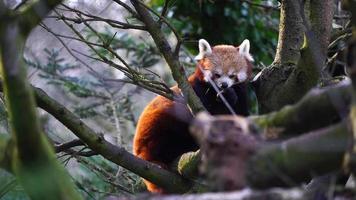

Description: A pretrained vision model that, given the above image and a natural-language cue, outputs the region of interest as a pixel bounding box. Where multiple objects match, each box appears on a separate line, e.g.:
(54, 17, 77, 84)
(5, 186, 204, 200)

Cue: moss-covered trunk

(255, 0, 333, 113)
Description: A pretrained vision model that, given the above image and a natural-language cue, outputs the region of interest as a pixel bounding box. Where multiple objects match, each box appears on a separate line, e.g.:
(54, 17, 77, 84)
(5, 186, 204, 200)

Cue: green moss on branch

(252, 83, 351, 137)
(247, 121, 351, 188)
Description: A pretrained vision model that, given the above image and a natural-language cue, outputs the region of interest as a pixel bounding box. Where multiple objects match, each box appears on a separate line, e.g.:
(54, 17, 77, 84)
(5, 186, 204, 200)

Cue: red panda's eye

(214, 73, 221, 78)
(229, 75, 235, 79)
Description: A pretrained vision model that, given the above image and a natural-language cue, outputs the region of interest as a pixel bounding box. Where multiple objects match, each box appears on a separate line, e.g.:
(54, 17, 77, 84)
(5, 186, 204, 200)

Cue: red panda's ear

(195, 39, 212, 61)
(238, 39, 254, 62)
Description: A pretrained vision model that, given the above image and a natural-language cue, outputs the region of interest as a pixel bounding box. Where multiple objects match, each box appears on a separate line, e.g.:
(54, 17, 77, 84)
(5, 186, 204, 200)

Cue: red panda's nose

(221, 82, 228, 89)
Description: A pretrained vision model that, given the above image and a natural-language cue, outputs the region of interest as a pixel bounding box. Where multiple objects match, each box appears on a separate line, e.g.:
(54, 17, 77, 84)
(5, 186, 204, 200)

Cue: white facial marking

(195, 39, 212, 60)
(237, 71, 248, 82)
(203, 70, 212, 82)
(215, 75, 234, 88)
(215, 69, 222, 74)
(239, 39, 254, 62)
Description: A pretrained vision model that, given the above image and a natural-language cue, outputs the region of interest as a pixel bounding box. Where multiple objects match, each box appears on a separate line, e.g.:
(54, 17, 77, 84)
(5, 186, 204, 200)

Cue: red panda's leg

(142, 160, 168, 193)
(133, 143, 169, 193)
(144, 180, 164, 193)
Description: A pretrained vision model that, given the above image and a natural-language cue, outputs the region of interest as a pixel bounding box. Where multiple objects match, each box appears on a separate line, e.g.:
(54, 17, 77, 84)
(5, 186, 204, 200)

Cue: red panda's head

(195, 39, 254, 89)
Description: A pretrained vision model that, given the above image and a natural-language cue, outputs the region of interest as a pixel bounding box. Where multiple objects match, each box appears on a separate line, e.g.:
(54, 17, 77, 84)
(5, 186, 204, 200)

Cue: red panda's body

(133, 39, 254, 193)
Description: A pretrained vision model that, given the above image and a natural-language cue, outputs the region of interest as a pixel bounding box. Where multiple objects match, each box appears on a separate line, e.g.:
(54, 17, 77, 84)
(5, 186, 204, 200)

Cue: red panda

(133, 39, 254, 193)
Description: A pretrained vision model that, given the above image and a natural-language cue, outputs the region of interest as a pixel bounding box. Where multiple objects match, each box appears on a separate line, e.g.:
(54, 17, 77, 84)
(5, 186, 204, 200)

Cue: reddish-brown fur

(133, 44, 253, 193)
(202, 45, 252, 77)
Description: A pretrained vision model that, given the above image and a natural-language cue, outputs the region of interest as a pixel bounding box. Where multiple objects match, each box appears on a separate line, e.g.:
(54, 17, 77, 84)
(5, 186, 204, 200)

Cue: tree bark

(252, 82, 351, 137)
(273, 0, 304, 65)
(247, 121, 351, 188)
(255, 0, 334, 113)
(191, 114, 352, 190)
(175, 81, 352, 189)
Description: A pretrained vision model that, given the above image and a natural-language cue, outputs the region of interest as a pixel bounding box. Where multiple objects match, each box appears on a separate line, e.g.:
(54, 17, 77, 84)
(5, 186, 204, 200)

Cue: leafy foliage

(84, 28, 161, 70)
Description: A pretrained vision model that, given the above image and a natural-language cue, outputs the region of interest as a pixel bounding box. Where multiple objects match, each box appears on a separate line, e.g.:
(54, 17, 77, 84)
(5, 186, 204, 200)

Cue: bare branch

(56, 4, 146, 30)
(54, 139, 84, 153)
(112, 0, 139, 18)
(130, 0, 205, 114)
(49, 9, 174, 99)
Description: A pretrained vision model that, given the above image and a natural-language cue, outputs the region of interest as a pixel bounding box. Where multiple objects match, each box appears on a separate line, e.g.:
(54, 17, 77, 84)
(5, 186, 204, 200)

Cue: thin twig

(54, 139, 84, 153)
(112, 0, 140, 18)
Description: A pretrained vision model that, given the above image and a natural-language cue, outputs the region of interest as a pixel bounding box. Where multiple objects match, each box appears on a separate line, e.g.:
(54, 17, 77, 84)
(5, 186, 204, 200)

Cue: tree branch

(252, 82, 351, 137)
(247, 121, 351, 188)
(130, 0, 205, 114)
(54, 139, 84, 153)
(50, 9, 174, 100)
(191, 114, 352, 190)
(255, 0, 335, 113)
(278, 0, 334, 107)
(309, 0, 334, 62)
(273, 0, 304, 66)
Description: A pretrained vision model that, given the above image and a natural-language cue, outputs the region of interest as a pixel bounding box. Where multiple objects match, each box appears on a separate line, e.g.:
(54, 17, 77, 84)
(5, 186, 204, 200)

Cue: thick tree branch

(278, 0, 334, 107)
(177, 81, 352, 183)
(191, 114, 352, 190)
(255, 0, 334, 113)
(252, 81, 351, 137)
(309, 0, 334, 62)
(254, 0, 305, 113)
(130, 0, 205, 114)
(273, 0, 304, 66)
(247, 121, 351, 188)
